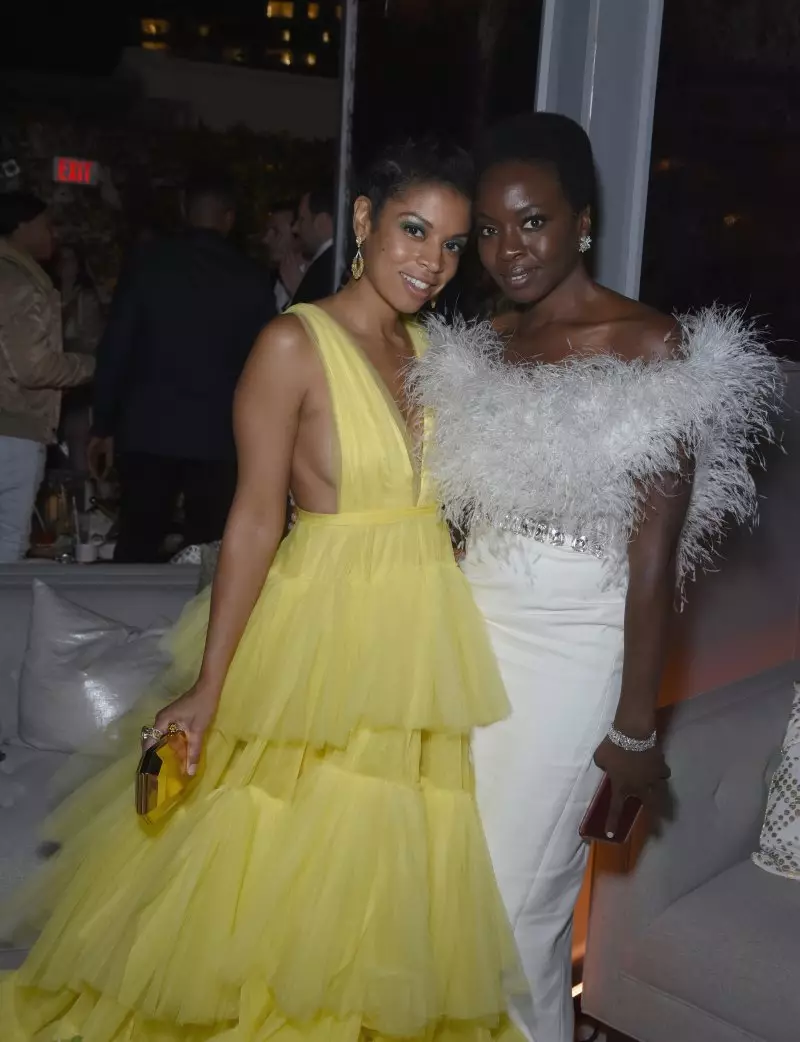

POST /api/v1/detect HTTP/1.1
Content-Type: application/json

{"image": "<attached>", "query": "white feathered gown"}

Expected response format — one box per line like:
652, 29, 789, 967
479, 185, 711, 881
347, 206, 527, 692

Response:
410, 308, 783, 1042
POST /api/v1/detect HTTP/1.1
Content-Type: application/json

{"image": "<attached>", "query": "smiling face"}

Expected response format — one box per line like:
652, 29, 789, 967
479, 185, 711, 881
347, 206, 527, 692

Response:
476, 159, 590, 305
353, 182, 471, 314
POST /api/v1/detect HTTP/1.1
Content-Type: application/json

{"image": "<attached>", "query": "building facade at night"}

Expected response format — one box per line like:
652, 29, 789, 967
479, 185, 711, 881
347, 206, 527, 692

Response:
137, 2, 342, 77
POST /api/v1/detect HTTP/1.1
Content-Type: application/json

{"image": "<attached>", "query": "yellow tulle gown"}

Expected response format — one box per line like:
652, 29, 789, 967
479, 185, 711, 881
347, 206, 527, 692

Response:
0, 304, 524, 1042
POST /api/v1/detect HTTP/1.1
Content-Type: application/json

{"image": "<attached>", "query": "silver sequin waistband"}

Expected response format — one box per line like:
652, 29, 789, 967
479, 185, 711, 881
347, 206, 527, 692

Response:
496, 514, 606, 558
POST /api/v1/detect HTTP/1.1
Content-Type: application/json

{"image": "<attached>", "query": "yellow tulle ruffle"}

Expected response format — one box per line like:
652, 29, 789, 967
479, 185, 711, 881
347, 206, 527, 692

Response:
1, 509, 525, 1041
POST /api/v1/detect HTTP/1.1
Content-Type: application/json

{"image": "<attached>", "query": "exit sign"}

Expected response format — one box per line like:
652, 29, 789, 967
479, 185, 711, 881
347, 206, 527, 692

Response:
53, 157, 99, 185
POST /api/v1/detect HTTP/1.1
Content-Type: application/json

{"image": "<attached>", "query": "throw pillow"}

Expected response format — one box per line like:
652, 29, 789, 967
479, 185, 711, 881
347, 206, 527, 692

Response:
753, 681, 800, 879
170, 541, 219, 593
17, 580, 169, 753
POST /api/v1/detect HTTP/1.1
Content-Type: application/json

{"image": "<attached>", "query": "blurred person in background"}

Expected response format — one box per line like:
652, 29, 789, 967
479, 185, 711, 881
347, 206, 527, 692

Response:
88, 171, 276, 562
0, 193, 95, 561
263, 200, 305, 312
54, 243, 105, 474
291, 185, 335, 304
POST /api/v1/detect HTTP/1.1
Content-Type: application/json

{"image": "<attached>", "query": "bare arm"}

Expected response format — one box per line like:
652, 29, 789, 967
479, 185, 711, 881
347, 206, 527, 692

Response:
196, 320, 308, 692
615, 465, 694, 738
594, 315, 692, 830
152, 316, 312, 771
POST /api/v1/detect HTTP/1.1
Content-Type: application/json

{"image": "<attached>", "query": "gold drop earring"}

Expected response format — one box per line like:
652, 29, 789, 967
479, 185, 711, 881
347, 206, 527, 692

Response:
351, 237, 365, 280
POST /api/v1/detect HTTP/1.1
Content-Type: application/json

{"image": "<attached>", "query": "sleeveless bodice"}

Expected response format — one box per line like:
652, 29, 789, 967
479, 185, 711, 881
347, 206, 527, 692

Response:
289, 303, 432, 513
0, 307, 523, 1042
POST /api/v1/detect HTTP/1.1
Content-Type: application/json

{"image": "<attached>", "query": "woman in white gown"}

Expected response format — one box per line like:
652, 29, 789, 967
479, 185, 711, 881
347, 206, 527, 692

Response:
412, 113, 783, 1042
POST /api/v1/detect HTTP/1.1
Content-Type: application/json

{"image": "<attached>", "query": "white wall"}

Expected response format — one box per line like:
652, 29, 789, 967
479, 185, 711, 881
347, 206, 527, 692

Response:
536, 0, 664, 298
663, 362, 800, 703
118, 48, 339, 140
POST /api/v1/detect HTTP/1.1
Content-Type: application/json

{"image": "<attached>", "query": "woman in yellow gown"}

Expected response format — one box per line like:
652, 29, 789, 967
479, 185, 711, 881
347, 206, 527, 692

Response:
1, 142, 523, 1041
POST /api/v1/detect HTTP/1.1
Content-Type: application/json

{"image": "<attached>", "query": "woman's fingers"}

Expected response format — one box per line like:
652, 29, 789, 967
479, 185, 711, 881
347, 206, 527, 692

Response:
186, 727, 204, 776
604, 784, 626, 838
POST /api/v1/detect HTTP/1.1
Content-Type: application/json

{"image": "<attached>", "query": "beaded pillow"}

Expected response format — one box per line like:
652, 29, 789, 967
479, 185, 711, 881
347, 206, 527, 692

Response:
752, 682, 800, 880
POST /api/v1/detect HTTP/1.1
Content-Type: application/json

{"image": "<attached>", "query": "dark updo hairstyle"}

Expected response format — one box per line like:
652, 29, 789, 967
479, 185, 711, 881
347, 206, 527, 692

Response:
355, 138, 475, 221
0, 192, 47, 238
476, 112, 597, 215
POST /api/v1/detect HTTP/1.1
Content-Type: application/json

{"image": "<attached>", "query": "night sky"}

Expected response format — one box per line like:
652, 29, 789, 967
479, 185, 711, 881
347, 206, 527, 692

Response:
1, 9, 133, 75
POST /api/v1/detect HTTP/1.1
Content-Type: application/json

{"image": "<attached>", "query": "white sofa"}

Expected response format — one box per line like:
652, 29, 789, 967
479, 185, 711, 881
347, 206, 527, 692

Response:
0, 563, 198, 970
583, 660, 800, 1042
581, 361, 800, 1039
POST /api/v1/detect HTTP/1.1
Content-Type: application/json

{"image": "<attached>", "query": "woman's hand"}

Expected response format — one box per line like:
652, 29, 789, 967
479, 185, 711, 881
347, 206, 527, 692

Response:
145, 684, 219, 776
593, 736, 671, 835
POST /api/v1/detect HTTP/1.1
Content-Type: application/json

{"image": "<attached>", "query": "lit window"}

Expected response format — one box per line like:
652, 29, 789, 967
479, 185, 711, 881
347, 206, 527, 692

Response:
141, 18, 170, 36
266, 2, 295, 16
223, 46, 247, 63
305, 52, 317, 66
280, 50, 294, 65
322, 30, 331, 43
308, 2, 320, 18
142, 41, 169, 51
282, 29, 291, 41
198, 24, 210, 37
335, 5, 342, 18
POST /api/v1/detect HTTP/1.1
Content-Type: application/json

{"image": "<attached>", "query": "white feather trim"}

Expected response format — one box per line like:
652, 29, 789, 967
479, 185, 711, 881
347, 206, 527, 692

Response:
410, 306, 784, 589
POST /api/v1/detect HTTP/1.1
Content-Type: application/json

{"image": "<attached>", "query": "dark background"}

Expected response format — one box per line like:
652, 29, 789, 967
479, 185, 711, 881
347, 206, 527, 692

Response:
1, 0, 798, 353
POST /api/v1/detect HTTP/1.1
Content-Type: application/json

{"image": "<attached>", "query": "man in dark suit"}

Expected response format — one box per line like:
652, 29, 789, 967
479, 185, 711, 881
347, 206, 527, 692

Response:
88, 172, 275, 562
262, 199, 304, 312
291, 186, 335, 305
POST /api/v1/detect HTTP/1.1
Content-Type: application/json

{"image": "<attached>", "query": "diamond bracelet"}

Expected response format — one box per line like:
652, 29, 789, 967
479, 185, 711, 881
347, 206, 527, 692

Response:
607, 725, 657, 752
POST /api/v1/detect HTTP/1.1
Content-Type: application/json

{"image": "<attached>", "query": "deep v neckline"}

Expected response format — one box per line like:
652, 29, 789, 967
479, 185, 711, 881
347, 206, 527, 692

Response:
309, 305, 425, 479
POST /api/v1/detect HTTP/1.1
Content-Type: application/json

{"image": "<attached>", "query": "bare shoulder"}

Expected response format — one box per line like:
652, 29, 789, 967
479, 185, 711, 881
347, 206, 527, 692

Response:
628, 311, 680, 362
247, 313, 320, 378
600, 291, 680, 362
238, 314, 319, 407
251, 313, 315, 360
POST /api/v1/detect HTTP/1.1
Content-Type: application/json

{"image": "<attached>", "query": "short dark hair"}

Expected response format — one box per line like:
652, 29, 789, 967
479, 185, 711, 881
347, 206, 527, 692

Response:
184, 170, 236, 211
0, 192, 47, 237
355, 138, 475, 220
476, 112, 597, 214
305, 186, 335, 219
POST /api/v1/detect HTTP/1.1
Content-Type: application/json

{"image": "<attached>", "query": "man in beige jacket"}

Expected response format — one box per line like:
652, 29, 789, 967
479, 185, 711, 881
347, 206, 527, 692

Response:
0, 193, 95, 561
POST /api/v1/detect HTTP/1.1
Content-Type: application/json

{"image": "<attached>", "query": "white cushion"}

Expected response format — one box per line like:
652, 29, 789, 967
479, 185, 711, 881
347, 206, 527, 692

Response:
17, 580, 169, 753
753, 681, 800, 879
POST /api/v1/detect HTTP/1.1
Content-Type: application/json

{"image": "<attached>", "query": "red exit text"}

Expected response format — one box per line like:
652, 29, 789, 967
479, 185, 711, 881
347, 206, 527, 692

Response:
52, 157, 99, 186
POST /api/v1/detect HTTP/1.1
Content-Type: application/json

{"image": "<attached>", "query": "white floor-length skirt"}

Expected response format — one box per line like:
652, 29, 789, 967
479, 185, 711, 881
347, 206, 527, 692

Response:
463, 529, 627, 1042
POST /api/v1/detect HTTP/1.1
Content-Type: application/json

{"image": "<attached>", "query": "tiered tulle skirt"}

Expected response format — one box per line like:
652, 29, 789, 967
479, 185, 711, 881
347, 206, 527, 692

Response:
1, 506, 525, 1042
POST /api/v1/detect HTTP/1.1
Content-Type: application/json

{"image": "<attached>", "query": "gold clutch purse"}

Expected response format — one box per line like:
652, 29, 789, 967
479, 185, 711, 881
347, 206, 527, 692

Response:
136, 725, 191, 825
